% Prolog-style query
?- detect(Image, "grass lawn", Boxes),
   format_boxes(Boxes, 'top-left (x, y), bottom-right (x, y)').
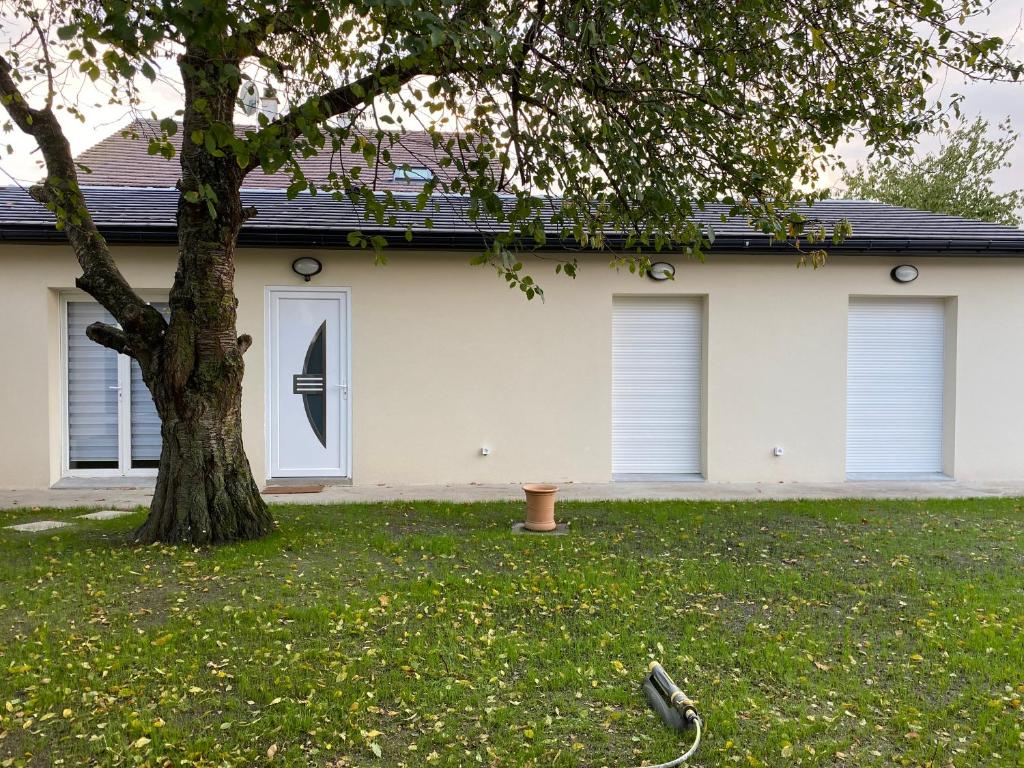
top-left (1, 499), bottom-right (1022, 767)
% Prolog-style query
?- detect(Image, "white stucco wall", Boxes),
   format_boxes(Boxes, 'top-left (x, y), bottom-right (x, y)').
top-left (1, 243), bottom-right (1023, 488)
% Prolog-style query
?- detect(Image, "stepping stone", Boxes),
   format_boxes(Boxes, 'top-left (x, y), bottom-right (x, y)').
top-left (77, 509), bottom-right (134, 520)
top-left (5, 520), bottom-right (72, 532)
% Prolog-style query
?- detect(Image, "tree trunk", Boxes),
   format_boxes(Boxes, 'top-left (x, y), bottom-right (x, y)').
top-left (132, 211), bottom-right (273, 545)
top-left (131, 43), bottom-right (274, 545)
top-left (3, 11), bottom-right (277, 545)
top-left (136, 390), bottom-right (272, 545)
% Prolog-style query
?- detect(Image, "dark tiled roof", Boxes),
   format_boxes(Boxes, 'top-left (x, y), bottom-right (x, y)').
top-left (74, 118), bottom-right (502, 193)
top-left (0, 186), bottom-right (1022, 253)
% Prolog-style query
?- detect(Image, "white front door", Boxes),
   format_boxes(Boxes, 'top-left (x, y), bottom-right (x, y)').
top-left (268, 288), bottom-right (349, 478)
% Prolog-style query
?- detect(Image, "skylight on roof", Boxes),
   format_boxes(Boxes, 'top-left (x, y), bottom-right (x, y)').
top-left (393, 167), bottom-right (434, 182)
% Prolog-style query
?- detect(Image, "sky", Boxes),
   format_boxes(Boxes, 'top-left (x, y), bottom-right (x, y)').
top-left (2, 2), bottom-right (1022, 207)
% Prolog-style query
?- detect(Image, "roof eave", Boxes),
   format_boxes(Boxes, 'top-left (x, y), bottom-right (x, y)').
top-left (3, 225), bottom-right (1024, 255)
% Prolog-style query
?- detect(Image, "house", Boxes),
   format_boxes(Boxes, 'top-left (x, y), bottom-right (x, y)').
top-left (2, 119), bottom-right (1024, 491)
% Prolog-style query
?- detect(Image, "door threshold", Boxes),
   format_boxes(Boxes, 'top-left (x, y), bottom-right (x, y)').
top-left (266, 476), bottom-right (353, 487)
top-left (613, 473), bottom-right (705, 483)
top-left (846, 472), bottom-right (951, 482)
top-left (52, 476), bottom-right (157, 490)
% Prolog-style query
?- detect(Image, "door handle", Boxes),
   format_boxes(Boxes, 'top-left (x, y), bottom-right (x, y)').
top-left (331, 383), bottom-right (349, 397)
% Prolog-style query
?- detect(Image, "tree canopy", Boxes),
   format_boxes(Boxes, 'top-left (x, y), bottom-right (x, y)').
top-left (840, 117), bottom-right (1023, 227)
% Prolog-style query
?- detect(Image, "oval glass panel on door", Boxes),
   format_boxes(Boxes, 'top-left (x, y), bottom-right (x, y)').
top-left (268, 288), bottom-right (349, 478)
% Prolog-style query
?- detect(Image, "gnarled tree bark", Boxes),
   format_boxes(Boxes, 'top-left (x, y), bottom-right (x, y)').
top-left (133, 44), bottom-right (273, 545)
top-left (0, 44), bottom-right (273, 546)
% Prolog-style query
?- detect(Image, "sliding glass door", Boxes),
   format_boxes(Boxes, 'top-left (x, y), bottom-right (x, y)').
top-left (64, 298), bottom-right (166, 476)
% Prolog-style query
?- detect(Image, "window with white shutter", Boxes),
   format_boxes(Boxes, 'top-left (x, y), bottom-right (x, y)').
top-left (846, 297), bottom-right (947, 476)
top-left (67, 302), bottom-right (120, 469)
top-left (612, 296), bottom-right (703, 478)
top-left (63, 298), bottom-right (168, 475)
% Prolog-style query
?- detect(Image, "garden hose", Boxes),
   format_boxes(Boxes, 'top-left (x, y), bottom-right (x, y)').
top-left (634, 662), bottom-right (703, 767)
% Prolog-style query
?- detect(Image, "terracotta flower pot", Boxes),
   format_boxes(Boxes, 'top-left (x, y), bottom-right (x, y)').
top-left (522, 483), bottom-right (559, 531)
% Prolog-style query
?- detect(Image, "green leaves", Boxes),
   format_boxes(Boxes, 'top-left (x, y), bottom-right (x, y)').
top-left (182, 183), bottom-right (220, 219)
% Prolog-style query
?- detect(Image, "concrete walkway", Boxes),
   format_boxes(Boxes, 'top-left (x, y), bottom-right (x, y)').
top-left (3, 479), bottom-right (1024, 510)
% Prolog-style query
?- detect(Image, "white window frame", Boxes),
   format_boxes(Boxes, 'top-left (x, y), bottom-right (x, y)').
top-left (59, 291), bottom-right (167, 478)
top-left (392, 166), bottom-right (434, 182)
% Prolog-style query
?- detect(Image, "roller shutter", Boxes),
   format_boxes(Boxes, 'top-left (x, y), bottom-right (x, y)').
top-left (846, 298), bottom-right (946, 475)
top-left (613, 297), bottom-right (703, 477)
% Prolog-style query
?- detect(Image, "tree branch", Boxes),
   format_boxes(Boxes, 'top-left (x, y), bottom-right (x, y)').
top-left (241, 0), bottom-right (495, 177)
top-left (0, 52), bottom-right (166, 345)
top-left (85, 322), bottom-right (131, 355)
top-left (242, 51), bottom-right (429, 175)
top-left (28, 14), bottom-right (55, 110)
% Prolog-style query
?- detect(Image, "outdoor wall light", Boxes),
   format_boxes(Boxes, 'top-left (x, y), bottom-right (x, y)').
top-left (292, 257), bottom-right (323, 281)
top-left (647, 261), bottom-right (676, 281)
top-left (890, 264), bottom-right (919, 283)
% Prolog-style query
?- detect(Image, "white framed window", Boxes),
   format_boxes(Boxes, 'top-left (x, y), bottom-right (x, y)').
top-left (392, 166), bottom-right (434, 182)
top-left (60, 294), bottom-right (168, 477)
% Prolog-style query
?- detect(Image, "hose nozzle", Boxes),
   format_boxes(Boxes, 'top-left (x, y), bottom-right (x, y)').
top-left (642, 662), bottom-right (701, 731)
